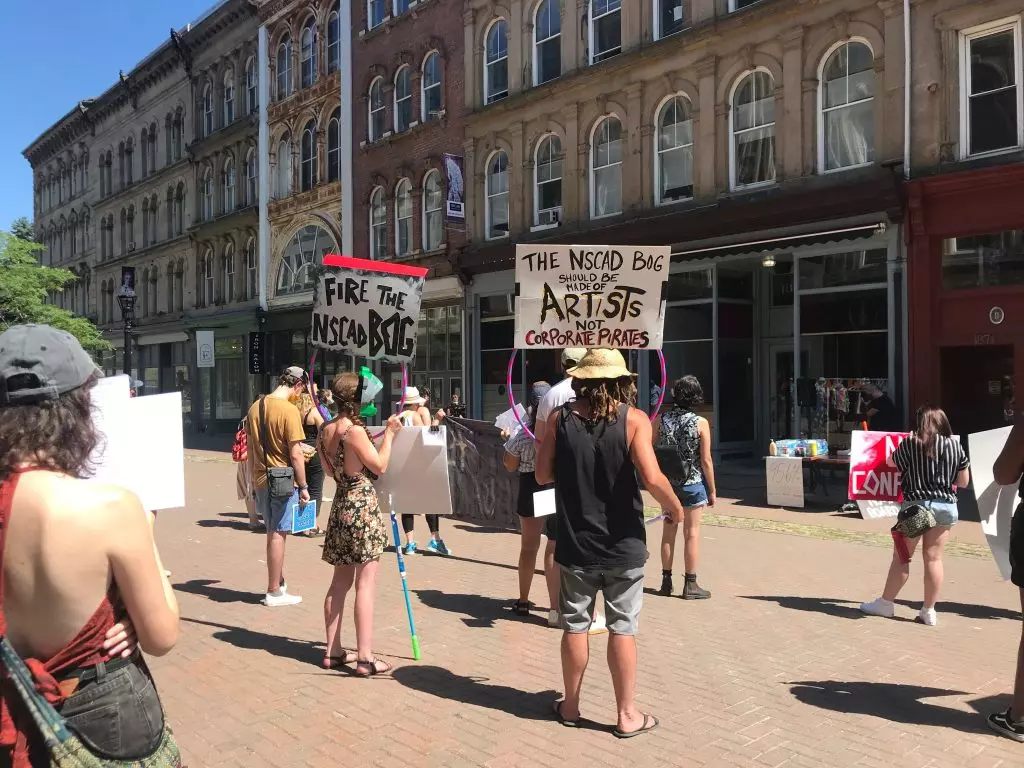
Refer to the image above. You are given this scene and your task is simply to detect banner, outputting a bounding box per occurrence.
[514,244,670,349]
[444,417,519,529]
[248,331,265,375]
[196,330,215,368]
[444,154,465,219]
[968,426,1015,580]
[311,255,428,364]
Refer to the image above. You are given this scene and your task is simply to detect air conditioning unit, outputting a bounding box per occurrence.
[537,207,562,226]
[128,242,136,252]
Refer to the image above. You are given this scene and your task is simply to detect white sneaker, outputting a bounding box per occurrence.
[860,598,895,618]
[547,610,561,628]
[916,607,937,626]
[263,589,302,607]
[588,613,608,634]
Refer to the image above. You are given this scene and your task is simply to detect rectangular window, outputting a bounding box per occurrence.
[657,0,685,39]
[943,230,1024,290]
[961,18,1023,157]
[797,249,888,290]
[591,0,621,64]
[214,337,244,420]
[368,0,387,29]
[729,0,761,10]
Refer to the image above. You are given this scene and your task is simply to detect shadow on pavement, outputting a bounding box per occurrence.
[453,523,515,534]
[182,616,324,666]
[894,599,1022,622]
[174,578,263,605]
[195,518,256,532]
[788,680,999,735]
[740,595,866,619]
[414,589,548,628]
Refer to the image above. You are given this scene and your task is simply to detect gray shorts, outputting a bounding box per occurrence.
[256,486,296,533]
[559,565,645,636]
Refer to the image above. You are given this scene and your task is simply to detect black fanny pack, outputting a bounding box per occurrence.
[260,397,295,498]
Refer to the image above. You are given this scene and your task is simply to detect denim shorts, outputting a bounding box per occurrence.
[256,486,297,532]
[58,654,166,760]
[674,482,708,509]
[900,499,959,527]
[559,566,645,635]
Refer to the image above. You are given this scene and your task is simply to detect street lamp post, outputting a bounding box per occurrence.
[117,288,137,377]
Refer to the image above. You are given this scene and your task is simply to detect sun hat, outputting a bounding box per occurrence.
[397,386,426,406]
[561,348,588,366]
[0,324,102,406]
[567,348,635,380]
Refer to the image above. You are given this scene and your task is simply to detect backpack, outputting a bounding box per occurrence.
[232,419,248,463]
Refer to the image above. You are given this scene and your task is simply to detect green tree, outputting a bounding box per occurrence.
[0,231,110,351]
[10,217,34,241]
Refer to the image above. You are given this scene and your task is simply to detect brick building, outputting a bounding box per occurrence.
[352,0,468,407]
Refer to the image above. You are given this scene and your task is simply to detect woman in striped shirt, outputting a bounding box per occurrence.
[861,405,970,626]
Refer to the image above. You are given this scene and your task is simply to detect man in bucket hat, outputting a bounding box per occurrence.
[536,348,684,738]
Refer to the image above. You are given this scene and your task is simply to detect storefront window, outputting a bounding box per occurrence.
[448,306,463,371]
[942,230,1024,290]
[171,342,191,425]
[658,301,714,426]
[142,345,159,393]
[798,248,886,290]
[719,302,754,443]
[215,337,244,420]
[428,308,447,371]
[480,293,518,421]
[666,268,713,301]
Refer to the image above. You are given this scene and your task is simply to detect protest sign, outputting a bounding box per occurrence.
[848,431,907,502]
[311,255,428,364]
[514,244,670,350]
[968,426,1015,580]
[766,457,804,508]
[444,417,519,529]
[375,426,453,517]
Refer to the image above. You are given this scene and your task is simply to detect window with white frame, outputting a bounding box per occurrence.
[300,17,318,89]
[368,0,386,30]
[327,108,341,182]
[590,116,622,218]
[534,0,561,85]
[223,159,236,213]
[589,0,621,65]
[395,179,413,256]
[534,135,562,226]
[202,83,214,137]
[246,238,258,299]
[203,250,215,306]
[246,57,258,114]
[370,186,387,259]
[656,95,694,204]
[394,0,410,15]
[730,70,776,189]
[423,170,443,252]
[224,70,235,125]
[422,52,442,121]
[820,41,875,172]
[276,37,293,99]
[202,169,214,220]
[485,150,509,239]
[960,17,1024,157]
[224,245,235,302]
[485,20,509,104]
[655,0,685,40]
[246,148,257,205]
[368,77,386,141]
[276,138,292,199]
[729,0,761,10]
[394,66,412,132]
[301,121,318,191]
[327,4,341,73]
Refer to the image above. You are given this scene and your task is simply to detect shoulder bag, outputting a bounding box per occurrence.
[893,503,937,540]
[260,396,295,499]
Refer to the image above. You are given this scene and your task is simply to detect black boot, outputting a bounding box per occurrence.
[658,571,673,596]
[682,574,711,600]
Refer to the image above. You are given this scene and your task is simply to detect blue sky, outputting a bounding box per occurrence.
[0,0,217,233]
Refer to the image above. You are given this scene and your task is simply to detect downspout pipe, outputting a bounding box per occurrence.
[903,0,911,180]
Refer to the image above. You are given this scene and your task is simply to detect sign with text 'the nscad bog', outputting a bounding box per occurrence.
[514,245,670,349]
[311,255,429,364]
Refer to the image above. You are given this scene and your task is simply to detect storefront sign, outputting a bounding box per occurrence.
[248,331,265,375]
[196,330,215,368]
[848,431,907,502]
[514,244,670,349]
[311,255,429,364]
[990,306,1005,325]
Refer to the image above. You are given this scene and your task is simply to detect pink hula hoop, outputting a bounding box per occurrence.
[308,350,407,439]
[506,349,667,443]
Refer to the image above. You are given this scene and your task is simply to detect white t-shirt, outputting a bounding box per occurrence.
[536,377,575,424]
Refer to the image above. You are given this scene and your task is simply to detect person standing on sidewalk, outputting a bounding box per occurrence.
[653,375,714,599]
[297,389,327,537]
[397,386,451,556]
[536,349,685,737]
[247,366,310,607]
[988,418,1024,741]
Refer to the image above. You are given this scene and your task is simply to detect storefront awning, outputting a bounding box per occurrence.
[672,222,888,260]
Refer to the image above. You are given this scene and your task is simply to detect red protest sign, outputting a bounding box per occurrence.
[848,431,908,502]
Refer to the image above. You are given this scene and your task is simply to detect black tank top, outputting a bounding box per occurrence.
[553,401,647,570]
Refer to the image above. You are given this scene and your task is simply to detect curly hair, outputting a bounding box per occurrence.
[296,391,316,418]
[0,376,102,482]
[331,372,371,438]
[571,376,637,420]
[671,376,704,411]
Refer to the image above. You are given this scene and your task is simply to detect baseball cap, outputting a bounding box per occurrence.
[0,324,102,406]
[561,348,588,366]
[281,365,307,384]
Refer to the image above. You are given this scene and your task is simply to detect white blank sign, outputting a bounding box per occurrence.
[374,426,453,517]
[766,457,804,508]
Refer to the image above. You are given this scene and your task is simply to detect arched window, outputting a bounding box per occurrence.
[395,179,413,257]
[174,184,186,237]
[327,3,341,73]
[301,121,317,191]
[246,57,259,114]
[201,168,214,220]
[300,17,318,89]
[730,70,776,189]
[368,0,386,30]
[148,123,157,173]
[655,0,685,40]
[149,195,159,243]
[140,133,149,178]
[142,200,150,246]
[174,259,184,310]
[276,36,293,99]
[819,41,875,172]
[150,266,159,315]
[223,158,237,213]
[245,237,258,299]
[141,269,150,317]
[327,108,341,182]
[485,151,509,239]
[223,243,236,303]
[203,249,216,306]
[394,66,412,132]
[370,186,387,259]
[202,83,214,137]
[70,213,78,257]
[125,138,134,186]
[246,148,258,205]
[368,77,386,141]
[655,95,694,204]
[422,170,443,252]
[534,0,561,85]
[223,69,236,125]
[166,264,175,314]
[589,0,621,64]
[276,224,336,296]
[276,137,292,199]
[173,111,184,161]
[120,208,128,254]
[534,135,562,226]
[422,52,442,122]
[590,116,622,218]
[484,21,509,104]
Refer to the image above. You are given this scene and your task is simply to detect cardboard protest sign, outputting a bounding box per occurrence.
[444,417,519,529]
[514,244,670,350]
[311,255,429,364]
[766,457,804,508]
[375,426,453,517]
[968,426,1015,580]
[848,431,907,503]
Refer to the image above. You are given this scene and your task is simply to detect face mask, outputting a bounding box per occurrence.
[355,366,383,418]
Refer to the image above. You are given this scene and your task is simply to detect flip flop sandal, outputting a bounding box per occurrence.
[552,700,580,728]
[355,658,393,677]
[613,713,660,739]
[511,600,533,617]
[323,651,357,669]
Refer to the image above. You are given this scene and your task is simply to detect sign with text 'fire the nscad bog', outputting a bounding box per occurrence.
[311,255,429,364]
[514,245,670,349]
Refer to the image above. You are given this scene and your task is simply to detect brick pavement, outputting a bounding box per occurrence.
[149,455,1024,767]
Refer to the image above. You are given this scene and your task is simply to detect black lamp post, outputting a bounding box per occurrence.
[117,289,137,377]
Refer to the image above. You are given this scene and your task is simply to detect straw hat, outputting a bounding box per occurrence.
[397,386,426,405]
[567,348,635,380]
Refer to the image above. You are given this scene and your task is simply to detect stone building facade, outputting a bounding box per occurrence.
[352,0,469,405]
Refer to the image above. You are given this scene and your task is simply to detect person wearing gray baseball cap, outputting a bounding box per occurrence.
[0,324,180,764]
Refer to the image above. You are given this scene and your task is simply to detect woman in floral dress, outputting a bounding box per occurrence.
[317,372,402,676]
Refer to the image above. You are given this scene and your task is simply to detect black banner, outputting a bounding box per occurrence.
[248,331,265,375]
[444,417,519,530]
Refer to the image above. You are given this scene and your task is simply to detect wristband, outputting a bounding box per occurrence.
[298,484,309,491]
